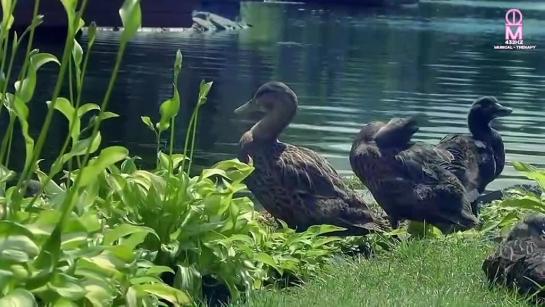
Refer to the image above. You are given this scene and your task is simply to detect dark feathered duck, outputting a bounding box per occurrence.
[483,214,545,299]
[234,81,386,235]
[437,97,512,211]
[349,117,478,232]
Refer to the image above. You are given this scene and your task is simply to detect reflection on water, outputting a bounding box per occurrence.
[7,1,545,190]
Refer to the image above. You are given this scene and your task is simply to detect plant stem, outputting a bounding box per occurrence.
[187,108,200,174]
[181,109,198,173]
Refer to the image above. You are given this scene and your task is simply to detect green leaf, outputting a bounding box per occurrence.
[1,0,15,31]
[500,197,545,213]
[60,0,77,33]
[0,288,37,307]
[513,162,545,191]
[13,96,34,171]
[174,50,183,77]
[197,81,213,106]
[156,86,180,132]
[119,0,142,43]
[79,146,129,187]
[49,274,86,300]
[15,53,60,103]
[133,284,192,306]
[72,39,83,81]
[103,224,158,248]
[77,103,100,117]
[140,116,155,132]
[0,164,15,185]
[51,133,102,176]
[87,22,97,48]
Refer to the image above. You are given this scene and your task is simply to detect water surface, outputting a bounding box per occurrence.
[11,1,545,190]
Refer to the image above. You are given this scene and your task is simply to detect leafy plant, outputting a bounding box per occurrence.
[480,162,545,239]
[0,1,355,306]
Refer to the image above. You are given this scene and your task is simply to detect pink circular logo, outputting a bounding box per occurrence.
[505,9,523,26]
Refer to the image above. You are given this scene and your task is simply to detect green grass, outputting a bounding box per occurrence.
[234,237,529,307]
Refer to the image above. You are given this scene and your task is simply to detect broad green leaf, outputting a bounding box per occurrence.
[173,265,201,299]
[119,0,142,43]
[60,0,77,33]
[52,298,78,307]
[72,39,83,81]
[500,197,545,213]
[0,288,37,307]
[77,103,100,117]
[103,224,158,248]
[513,162,545,191]
[305,224,346,236]
[157,86,180,132]
[133,284,192,306]
[81,278,115,307]
[1,0,15,31]
[51,133,102,176]
[79,146,129,187]
[14,53,60,103]
[49,273,86,300]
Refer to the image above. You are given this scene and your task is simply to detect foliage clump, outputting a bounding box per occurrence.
[0,1,346,305]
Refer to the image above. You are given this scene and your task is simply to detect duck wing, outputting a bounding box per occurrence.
[438,134,496,200]
[394,143,478,229]
[276,143,384,233]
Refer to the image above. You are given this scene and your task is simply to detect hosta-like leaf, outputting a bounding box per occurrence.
[79,146,128,187]
[104,224,158,248]
[15,53,60,103]
[157,86,180,132]
[119,0,142,43]
[133,284,192,306]
[49,273,86,300]
[500,196,545,213]
[0,288,37,307]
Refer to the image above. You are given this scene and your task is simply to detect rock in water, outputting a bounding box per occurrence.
[191,11,250,32]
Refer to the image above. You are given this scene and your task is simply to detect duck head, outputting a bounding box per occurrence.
[468,96,512,124]
[235,81,298,142]
[467,96,511,138]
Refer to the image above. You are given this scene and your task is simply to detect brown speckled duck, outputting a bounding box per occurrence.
[437,97,512,213]
[349,117,478,232]
[483,214,545,299]
[235,81,386,235]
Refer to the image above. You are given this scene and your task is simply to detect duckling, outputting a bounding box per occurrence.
[234,81,386,235]
[349,117,478,232]
[483,214,545,299]
[437,97,512,212]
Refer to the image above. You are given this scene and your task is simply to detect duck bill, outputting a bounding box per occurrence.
[234,99,256,115]
[494,104,513,117]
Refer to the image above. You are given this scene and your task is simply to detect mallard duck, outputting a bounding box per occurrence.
[234,81,386,235]
[483,214,545,299]
[437,97,512,212]
[349,117,478,232]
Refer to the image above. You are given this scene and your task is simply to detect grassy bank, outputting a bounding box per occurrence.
[235,237,528,307]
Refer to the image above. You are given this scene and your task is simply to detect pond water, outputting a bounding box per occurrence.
[9,1,545,190]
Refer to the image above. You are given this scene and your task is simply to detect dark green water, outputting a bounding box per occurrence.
[8,1,545,190]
